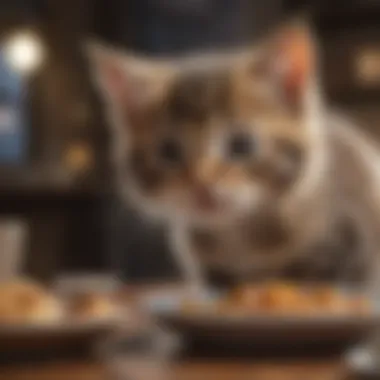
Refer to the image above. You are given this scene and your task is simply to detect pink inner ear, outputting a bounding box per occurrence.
[101,58,126,101]
[274,30,314,100]
[100,57,149,113]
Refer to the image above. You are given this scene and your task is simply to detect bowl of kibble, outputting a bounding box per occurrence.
[146,281,378,354]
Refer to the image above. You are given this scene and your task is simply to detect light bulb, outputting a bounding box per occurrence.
[3,32,45,74]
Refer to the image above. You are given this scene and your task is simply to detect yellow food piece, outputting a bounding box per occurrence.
[182,282,371,316]
[69,293,116,319]
[0,279,62,323]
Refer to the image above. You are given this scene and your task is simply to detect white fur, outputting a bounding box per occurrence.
[283,80,328,215]
[328,113,380,293]
[169,219,206,290]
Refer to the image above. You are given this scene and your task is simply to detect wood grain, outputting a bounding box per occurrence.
[0,359,347,380]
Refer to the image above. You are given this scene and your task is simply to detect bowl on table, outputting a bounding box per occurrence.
[0,277,132,365]
[96,324,179,380]
[144,282,379,357]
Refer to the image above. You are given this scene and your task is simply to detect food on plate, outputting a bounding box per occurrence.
[0,278,122,326]
[69,292,117,319]
[0,279,63,324]
[182,282,371,316]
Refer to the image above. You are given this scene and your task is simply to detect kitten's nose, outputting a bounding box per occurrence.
[193,183,217,210]
[194,159,217,184]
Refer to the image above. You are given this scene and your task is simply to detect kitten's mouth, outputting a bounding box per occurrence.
[191,189,237,221]
[192,186,221,214]
[194,195,220,213]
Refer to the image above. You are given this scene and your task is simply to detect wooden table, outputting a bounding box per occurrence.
[0,285,352,380]
[0,359,347,380]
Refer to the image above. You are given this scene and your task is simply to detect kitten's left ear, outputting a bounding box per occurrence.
[260,20,317,105]
[85,41,171,114]
[85,41,131,103]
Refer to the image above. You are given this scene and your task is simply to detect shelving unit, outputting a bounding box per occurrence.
[314,2,380,106]
[0,1,111,282]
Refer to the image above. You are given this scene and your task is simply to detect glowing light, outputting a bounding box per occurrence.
[3,32,45,74]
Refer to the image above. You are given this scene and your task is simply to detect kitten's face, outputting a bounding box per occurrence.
[89,24,316,225]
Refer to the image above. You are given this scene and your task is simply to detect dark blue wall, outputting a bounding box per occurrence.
[94,0,282,54]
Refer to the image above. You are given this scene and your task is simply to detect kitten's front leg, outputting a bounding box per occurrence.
[364,239,380,298]
[169,222,207,296]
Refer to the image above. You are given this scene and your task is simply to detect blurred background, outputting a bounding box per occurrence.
[1,0,380,284]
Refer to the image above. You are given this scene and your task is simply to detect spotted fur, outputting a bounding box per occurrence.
[88,22,380,290]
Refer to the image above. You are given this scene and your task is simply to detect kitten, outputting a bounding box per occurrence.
[87,22,380,291]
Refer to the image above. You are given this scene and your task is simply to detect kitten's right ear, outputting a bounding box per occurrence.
[251,19,317,107]
[85,41,170,112]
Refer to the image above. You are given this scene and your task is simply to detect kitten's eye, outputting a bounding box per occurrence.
[157,138,183,164]
[226,132,256,160]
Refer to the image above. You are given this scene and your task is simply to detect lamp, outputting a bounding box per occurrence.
[1,0,47,75]
[3,30,45,75]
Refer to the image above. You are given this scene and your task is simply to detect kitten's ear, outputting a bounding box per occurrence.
[258,20,317,105]
[85,41,170,112]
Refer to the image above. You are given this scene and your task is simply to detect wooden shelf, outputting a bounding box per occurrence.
[0,165,109,198]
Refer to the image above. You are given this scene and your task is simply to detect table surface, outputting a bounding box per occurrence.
[0,360,347,380]
[0,285,353,380]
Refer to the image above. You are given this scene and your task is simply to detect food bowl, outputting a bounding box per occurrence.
[96,325,180,380]
[144,283,380,357]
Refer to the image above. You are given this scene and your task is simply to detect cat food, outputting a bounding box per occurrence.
[0,279,63,324]
[182,282,371,316]
[69,292,117,319]
[0,278,120,325]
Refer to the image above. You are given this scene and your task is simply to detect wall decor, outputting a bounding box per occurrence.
[0,47,28,164]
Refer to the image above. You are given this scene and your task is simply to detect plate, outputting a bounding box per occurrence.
[0,312,125,337]
[0,276,130,364]
[0,306,130,365]
[146,290,380,355]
